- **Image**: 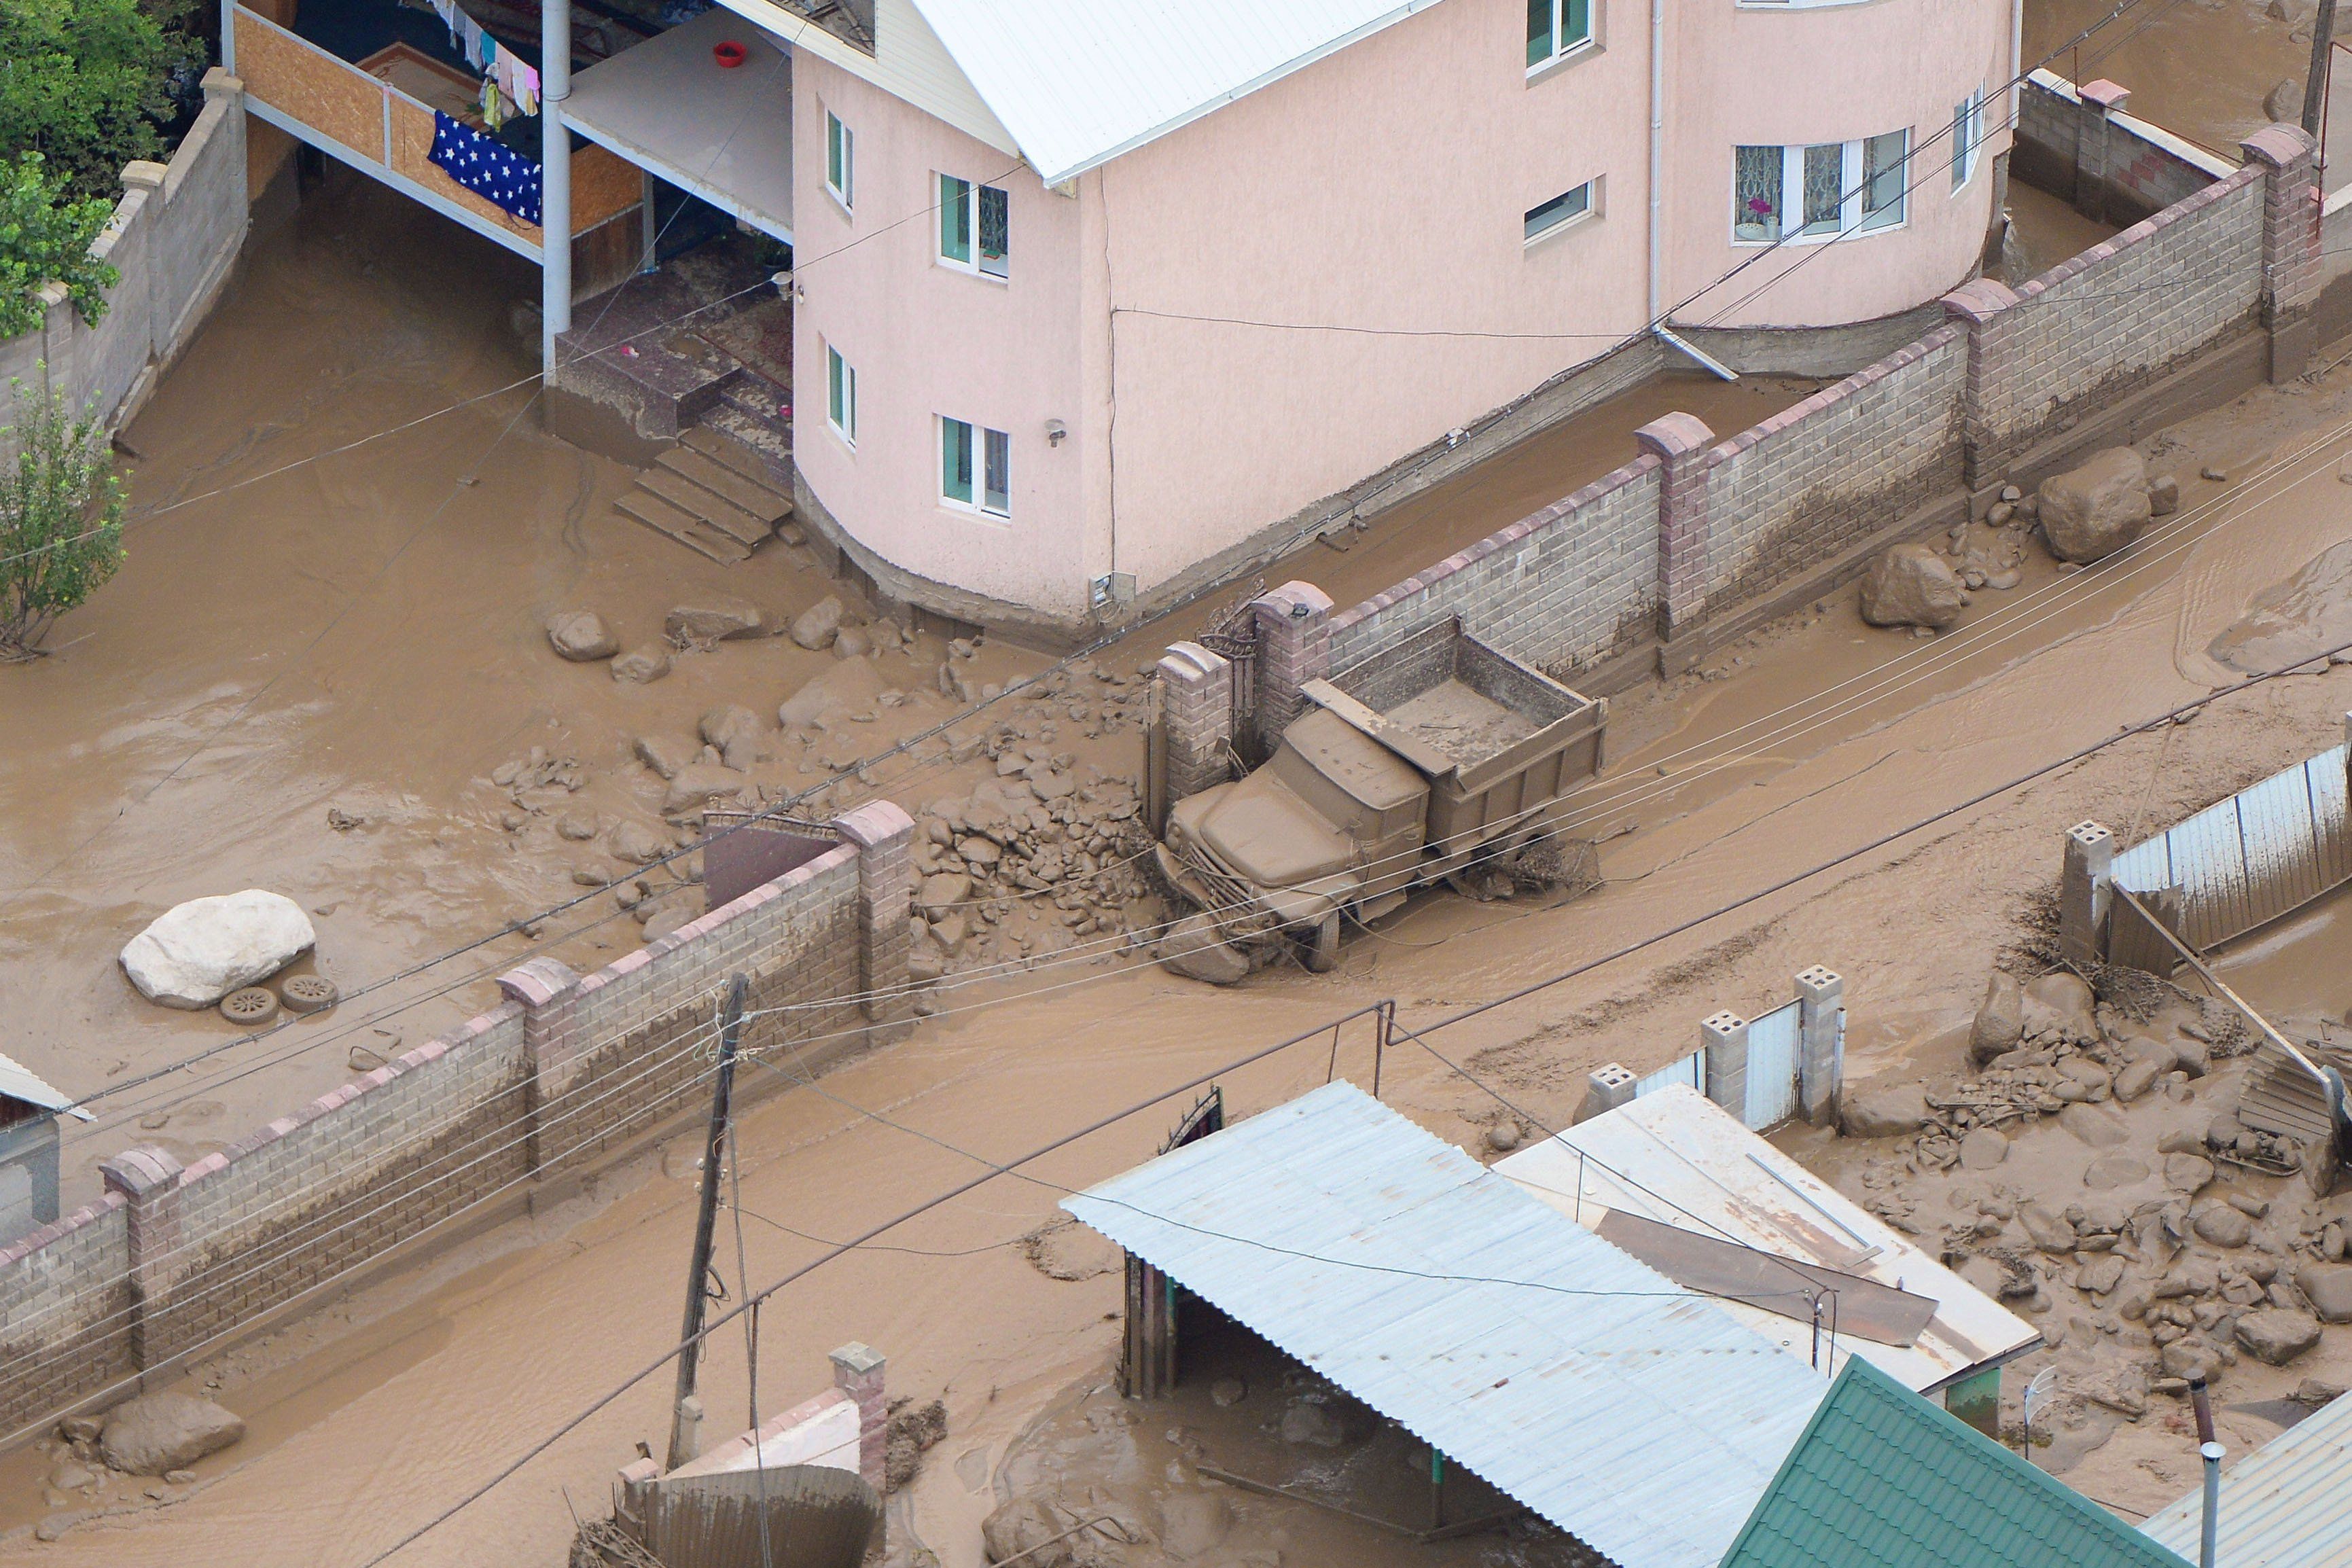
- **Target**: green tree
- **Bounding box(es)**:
[0,153,119,338]
[0,375,125,659]
[0,0,196,204]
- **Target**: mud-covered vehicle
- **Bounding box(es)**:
[1156,618,1605,969]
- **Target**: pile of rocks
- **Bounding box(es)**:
[940,652,1151,741]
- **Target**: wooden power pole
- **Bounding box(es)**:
[666,973,749,1472]
[2305,0,2337,139]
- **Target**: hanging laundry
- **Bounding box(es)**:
[509,60,540,117]
[478,76,504,129]
[429,111,540,224]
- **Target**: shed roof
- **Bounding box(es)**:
[2140,1387,2352,1567]
[1061,1081,1832,1568]
[1495,1086,2039,1394]
[1721,1356,2192,1568]
[0,1052,76,1116]
[908,0,1444,185]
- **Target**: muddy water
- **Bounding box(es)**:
[2215,880,2352,1022]
[2207,538,2352,670]
[2027,0,2302,165]
[2000,180,2120,285]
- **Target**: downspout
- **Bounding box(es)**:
[1647,0,1738,382]
[541,0,573,374]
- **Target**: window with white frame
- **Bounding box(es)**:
[940,416,1010,517]
[825,109,854,210]
[1525,179,1597,243]
[1527,0,1592,69]
[1732,130,1910,243]
[826,344,857,446]
[1952,88,1985,190]
[938,175,1010,278]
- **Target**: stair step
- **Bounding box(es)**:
[616,491,753,565]
[656,448,792,524]
[639,468,773,548]
[681,421,783,483]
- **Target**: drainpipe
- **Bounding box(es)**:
[2190,1376,2224,1568]
[541,0,573,374]
[1647,0,1663,331]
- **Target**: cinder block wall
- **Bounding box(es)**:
[0,1198,134,1437]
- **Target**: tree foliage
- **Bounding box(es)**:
[1,375,126,659]
[0,0,196,204]
[0,154,119,337]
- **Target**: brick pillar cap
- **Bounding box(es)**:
[2068,820,2114,846]
[833,799,915,847]
[1158,641,1230,681]
[100,1145,183,1198]
[1251,582,1335,622]
[497,956,581,1008]
[2078,78,2131,113]
[1633,412,1716,459]
[830,1341,886,1376]
[2241,122,2319,168]
[1942,278,2020,323]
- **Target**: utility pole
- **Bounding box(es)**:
[2304,0,2336,140]
[667,974,749,1472]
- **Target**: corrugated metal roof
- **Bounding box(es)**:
[1061,1082,1832,1568]
[2140,1388,2352,1567]
[1722,1357,2192,1568]
[908,0,1444,186]
[1497,1086,2040,1394]
[0,1052,73,1114]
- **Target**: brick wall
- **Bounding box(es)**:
[0,1197,133,1436]
[1701,327,1967,611]
[1326,457,1662,681]
[2012,71,2232,226]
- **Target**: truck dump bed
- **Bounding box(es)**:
[1302,618,1603,866]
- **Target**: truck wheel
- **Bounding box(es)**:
[1304,912,1340,973]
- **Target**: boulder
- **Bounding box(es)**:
[545,609,618,662]
[610,647,671,684]
[2113,1058,2164,1103]
[2084,1154,2151,1190]
[120,892,317,1009]
[980,1495,1092,1568]
[634,733,697,781]
[2265,77,2305,124]
[1156,1492,1232,1558]
[664,595,774,643]
[607,821,669,864]
[834,624,874,660]
[2237,1307,2323,1366]
[790,594,847,651]
[2297,1262,2352,1323]
[779,659,889,728]
[1970,972,2025,1063]
[2078,1255,2126,1296]
[1859,543,1969,629]
[917,872,972,921]
[699,704,766,771]
[2148,473,2180,517]
[2162,1338,2224,1380]
[1839,1082,1929,1139]
[2020,1202,2078,1253]
[2039,448,2152,563]
[2193,1205,2255,1248]
[99,1393,245,1476]
[1278,1399,1347,1447]
[662,763,751,817]
[1158,914,1251,986]
[2059,1103,2132,1148]
[2025,971,2095,1028]
[2164,1154,2216,1194]
[1960,1127,2010,1171]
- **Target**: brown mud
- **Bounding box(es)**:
[12,170,2352,1563]
[2027,0,2306,166]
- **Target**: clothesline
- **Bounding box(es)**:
[426,0,541,124]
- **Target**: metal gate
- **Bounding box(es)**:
[2111,743,2352,948]
[1743,1001,1803,1130]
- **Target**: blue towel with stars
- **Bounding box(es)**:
[428,111,541,226]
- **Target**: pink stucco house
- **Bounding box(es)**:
[748,0,2016,640]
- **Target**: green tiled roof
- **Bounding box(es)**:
[1717,1358,2193,1568]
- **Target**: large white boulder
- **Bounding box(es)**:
[120,891,316,1009]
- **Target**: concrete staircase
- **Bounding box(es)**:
[615,416,795,565]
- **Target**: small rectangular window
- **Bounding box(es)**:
[1800,143,1844,236]
[938,175,1010,279]
[939,174,972,264]
[1526,0,1592,69]
[825,110,854,210]
[940,416,1011,517]
[1524,181,1593,243]
[826,344,856,446]
[1734,144,1781,242]
[1953,88,1984,190]
[1862,128,1908,230]
[978,185,1010,278]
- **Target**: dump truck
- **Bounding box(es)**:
[1156,618,1606,970]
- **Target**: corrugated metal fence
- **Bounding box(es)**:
[1635,1047,1707,1101]
[1743,1001,1804,1130]
[2112,743,2352,948]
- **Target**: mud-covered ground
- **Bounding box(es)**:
[12,164,2352,1563]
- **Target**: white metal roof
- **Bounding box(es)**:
[1496,1086,2040,1395]
[0,1052,75,1116]
[908,0,1446,186]
[1061,1081,1832,1568]
[2140,1389,2352,1567]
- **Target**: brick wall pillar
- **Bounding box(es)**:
[835,802,917,1043]
[1249,581,1334,751]
[1575,1063,1638,1124]
[99,1146,184,1369]
[498,957,582,1175]
[1942,278,2022,493]
[2075,79,2131,225]
[2241,123,2323,382]
[1796,965,1846,1127]
[1156,641,1234,808]
[1635,413,1715,668]
[1701,1011,1749,1121]
[2059,820,2116,967]
[830,1341,887,1493]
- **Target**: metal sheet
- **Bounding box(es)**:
[1635,1047,1707,1102]
[2113,744,2352,950]
[1062,1082,1830,1568]
[1592,1211,1938,1347]
[1743,1003,1802,1131]
[643,1463,878,1568]
[0,1053,72,1114]
[2141,1382,2352,1567]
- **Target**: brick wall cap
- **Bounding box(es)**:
[99,1144,183,1198]
[2078,78,2131,113]
[1941,278,2020,322]
[2241,122,2319,168]
[1633,412,1715,459]
[1251,582,1335,622]
[833,799,914,848]
[830,1341,886,1376]
[1158,641,1229,681]
[497,956,581,1008]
